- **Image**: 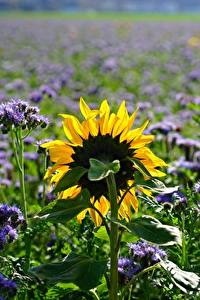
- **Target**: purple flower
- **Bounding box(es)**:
[39,85,56,98]
[24,152,39,161]
[118,257,141,285]
[128,241,167,266]
[172,158,200,172]
[24,136,36,145]
[0,99,48,132]
[0,273,17,297]
[118,241,166,285]
[0,204,24,250]
[102,57,117,71]
[187,69,200,81]
[147,121,180,135]
[29,90,43,103]
[156,190,187,205]
[0,178,12,187]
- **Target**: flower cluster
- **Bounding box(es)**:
[0,99,48,133]
[156,189,187,205]
[0,204,25,250]
[0,273,17,299]
[118,241,167,285]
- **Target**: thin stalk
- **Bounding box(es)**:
[11,128,31,275]
[121,263,160,299]
[181,212,187,269]
[128,284,133,300]
[106,173,119,300]
[42,152,48,207]
[18,128,27,222]
[10,130,22,173]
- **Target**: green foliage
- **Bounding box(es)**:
[32,252,107,290]
[54,167,88,193]
[35,189,90,224]
[88,158,120,181]
[114,215,182,246]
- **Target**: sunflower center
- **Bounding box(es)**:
[70,134,135,198]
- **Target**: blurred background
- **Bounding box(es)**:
[0,0,200,13]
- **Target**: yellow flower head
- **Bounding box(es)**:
[41,98,167,226]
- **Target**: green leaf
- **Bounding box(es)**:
[54,166,87,193]
[129,157,152,179]
[35,189,90,224]
[114,215,182,246]
[134,172,179,194]
[32,252,107,290]
[160,260,200,293]
[88,158,120,181]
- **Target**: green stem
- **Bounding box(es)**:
[128,284,133,300]
[10,130,22,173]
[11,128,31,275]
[18,128,27,222]
[106,173,119,300]
[42,152,48,207]
[181,212,187,269]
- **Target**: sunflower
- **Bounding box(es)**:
[41,98,166,226]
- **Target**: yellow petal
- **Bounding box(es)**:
[41,140,69,148]
[134,147,167,167]
[112,102,129,138]
[129,135,154,149]
[77,209,88,223]
[59,114,88,139]
[59,185,81,199]
[119,108,138,142]
[116,100,126,118]
[89,196,110,226]
[138,186,153,197]
[63,119,83,145]
[99,100,110,135]
[106,113,119,135]
[126,120,149,142]
[84,118,99,136]
[80,97,98,119]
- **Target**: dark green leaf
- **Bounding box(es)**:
[160,260,200,293]
[114,215,182,246]
[35,189,90,224]
[54,166,87,193]
[32,252,107,290]
[88,158,120,181]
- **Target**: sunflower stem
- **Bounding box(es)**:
[106,173,119,300]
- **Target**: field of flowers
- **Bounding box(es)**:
[0,15,200,299]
